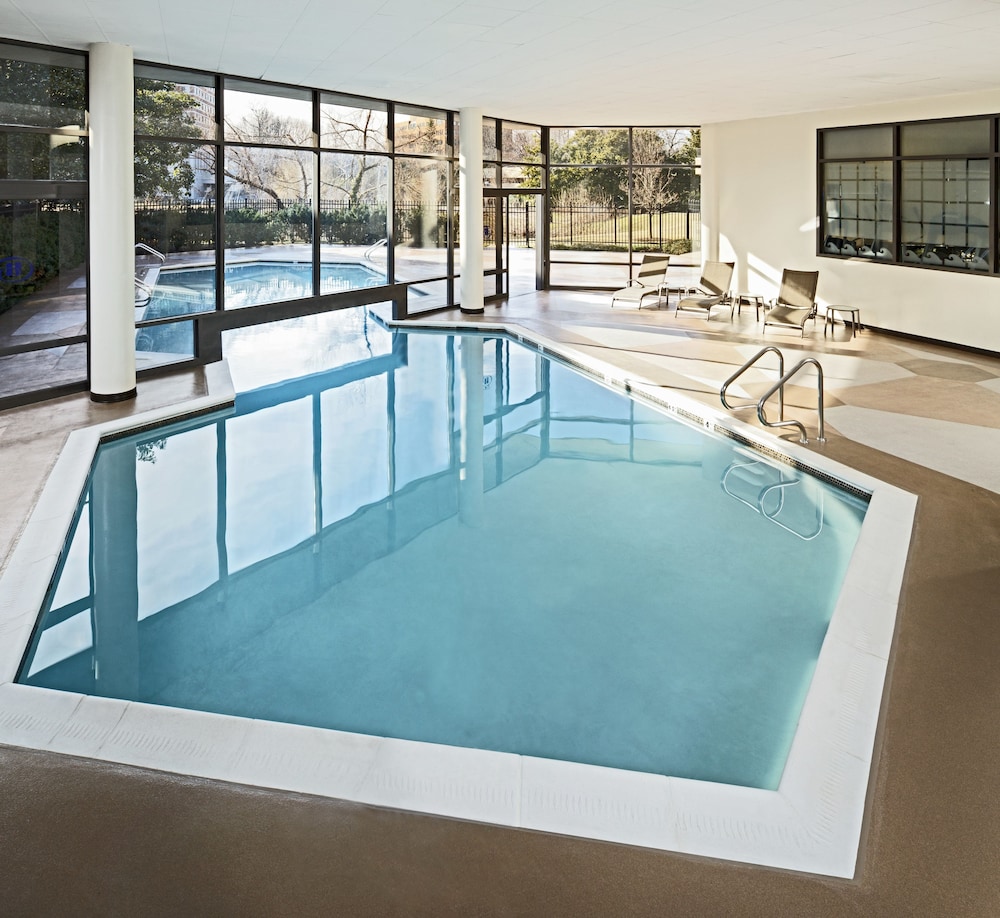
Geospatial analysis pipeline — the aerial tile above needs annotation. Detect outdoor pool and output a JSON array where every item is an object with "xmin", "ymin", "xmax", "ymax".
[{"xmin": 136, "ymin": 260, "xmax": 385, "ymax": 355}]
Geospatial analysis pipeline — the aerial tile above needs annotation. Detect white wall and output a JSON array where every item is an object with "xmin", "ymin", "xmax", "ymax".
[{"xmin": 702, "ymin": 90, "xmax": 1000, "ymax": 352}]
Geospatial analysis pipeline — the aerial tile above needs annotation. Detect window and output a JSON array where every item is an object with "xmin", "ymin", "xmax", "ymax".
[
  {"xmin": 132, "ymin": 68, "xmax": 459, "ymax": 335},
  {"xmin": 819, "ymin": 117, "xmax": 996, "ymax": 274},
  {"xmin": 547, "ymin": 126, "xmax": 700, "ymax": 288},
  {"xmin": 0, "ymin": 43, "xmax": 88, "ymax": 404},
  {"xmin": 133, "ymin": 66, "xmax": 218, "ymax": 365}
]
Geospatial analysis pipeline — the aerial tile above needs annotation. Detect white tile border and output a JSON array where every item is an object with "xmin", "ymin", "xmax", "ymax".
[{"xmin": 0, "ymin": 336, "xmax": 915, "ymax": 879}]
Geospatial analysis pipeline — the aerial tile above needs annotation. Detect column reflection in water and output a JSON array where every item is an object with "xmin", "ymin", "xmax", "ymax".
[
  {"xmin": 90, "ymin": 441, "xmax": 139, "ymax": 697},
  {"xmin": 458, "ymin": 334, "xmax": 485, "ymax": 527}
]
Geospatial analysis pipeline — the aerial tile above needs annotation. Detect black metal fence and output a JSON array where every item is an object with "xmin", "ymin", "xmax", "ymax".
[
  {"xmin": 503, "ymin": 202, "xmax": 700, "ymax": 251},
  {"xmin": 134, "ymin": 198, "xmax": 701, "ymax": 253}
]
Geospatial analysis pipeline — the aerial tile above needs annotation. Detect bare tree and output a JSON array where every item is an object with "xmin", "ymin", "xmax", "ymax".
[
  {"xmin": 630, "ymin": 129, "xmax": 696, "ymax": 211},
  {"xmin": 320, "ymin": 107, "xmax": 389, "ymax": 206},
  {"xmin": 224, "ymin": 107, "xmax": 313, "ymax": 204}
]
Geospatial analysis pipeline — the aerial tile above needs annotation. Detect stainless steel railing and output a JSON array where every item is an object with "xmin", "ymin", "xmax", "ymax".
[{"xmin": 720, "ymin": 346, "xmax": 825, "ymax": 444}]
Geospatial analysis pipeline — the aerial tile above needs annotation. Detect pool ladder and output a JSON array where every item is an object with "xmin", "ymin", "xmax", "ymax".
[
  {"xmin": 720, "ymin": 346, "xmax": 826, "ymax": 444},
  {"xmin": 134, "ymin": 243, "xmax": 165, "ymax": 307}
]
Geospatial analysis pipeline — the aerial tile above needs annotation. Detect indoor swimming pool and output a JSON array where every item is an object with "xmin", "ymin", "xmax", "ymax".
[
  {"xmin": 21, "ymin": 326, "xmax": 865, "ymax": 789},
  {"xmin": 0, "ymin": 311, "xmax": 915, "ymax": 876}
]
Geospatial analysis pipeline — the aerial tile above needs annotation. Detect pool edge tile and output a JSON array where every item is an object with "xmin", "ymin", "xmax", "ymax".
[
  {"xmin": 46, "ymin": 694, "xmax": 131, "ymax": 757},
  {"xmin": 520, "ymin": 756, "xmax": 676, "ymax": 850},
  {"xmin": 0, "ymin": 682, "xmax": 84, "ymax": 749},
  {"xmin": 356, "ymin": 737, "xmax": 521, "ymax": 826},
  {"xmin": 226, "ymin": 719, "xmax": 381, "ymax": 801},
  {"xmin": 94, "ymin": 700, "xmax": 253, "ymax": 779}
]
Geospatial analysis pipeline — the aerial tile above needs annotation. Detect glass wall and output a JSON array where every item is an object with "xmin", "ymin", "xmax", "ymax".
[
  {"xmin": 135, "ymin": 74, "xmax": 454, "ymax": 328},
  {"xmin": 547, "ymin": 126, "xmax": 700, "ymax": 289},
  {"xmin": 0, "ymin": 44, "xmax": 88, "ymax": 403},
  {"xmin": 3, "ymin": 39, "xmax": 713, "ymax": 405},
  {"xmin": 222, "ymin": 79, "xmax": 314, "ymax": 307},
  {"xmin": 319, "ymin": 93, "xmax": 389, "ymax": 288},
  {"xmin": 819, "ymin": 117, "xmax": 997, "ymax": 273},
  {"xmin": 393, "ymin": 105, "xmax": 454, "ymax": 312},
  {"xmin": 133, "ymin": 64, "xmax": 216, "ymax": 366}
]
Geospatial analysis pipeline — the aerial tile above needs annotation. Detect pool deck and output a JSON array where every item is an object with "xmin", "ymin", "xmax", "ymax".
[{"xmin": 2, "ymin": 290, "xmax": 1000, "ymax": 915}]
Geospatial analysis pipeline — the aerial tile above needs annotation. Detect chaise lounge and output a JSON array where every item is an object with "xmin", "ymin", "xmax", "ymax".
[
  {"xmin": 674, "ymin": 261, "xmax": 735, "ymax": 320},
  {"xmin": 610, "ymin": 254, "xmax": 670, "ymax": 309},
  {"xmin": 762, "ymin": 269, "xmax": 820, "ymax": 336}
]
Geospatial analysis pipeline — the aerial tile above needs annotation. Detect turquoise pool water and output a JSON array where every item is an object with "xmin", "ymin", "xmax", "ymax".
[
  {"xmin": 19, "ymin": 325, "xmax": 867, "ymax": 789},
  {"xmin": 136, "ymin": 261, "xmax": 385, "ymax": 354}
]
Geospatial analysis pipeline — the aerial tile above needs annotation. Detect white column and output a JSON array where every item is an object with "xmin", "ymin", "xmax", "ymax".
[
  {"xmin": 89, "ymin": 42, "xmax": 136, "ymax": 401},
  {"xmin": 459, "ymin": 107, "xmax": 484, "ymax": 314}
]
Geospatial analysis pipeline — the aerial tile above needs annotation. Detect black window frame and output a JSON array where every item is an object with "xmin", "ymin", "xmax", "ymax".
[{"xmin": 818, "ymin": 114, "xmax": 999, "ymax": 275}]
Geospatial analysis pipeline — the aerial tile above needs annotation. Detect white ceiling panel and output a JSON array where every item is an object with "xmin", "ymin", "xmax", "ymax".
[{"xmin": 4, "ymin": 0, "xmax": 1000, "ymax": 125}]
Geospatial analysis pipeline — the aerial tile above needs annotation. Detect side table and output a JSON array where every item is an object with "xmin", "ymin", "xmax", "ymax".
[
  {"xmin": 824, "ymin": 305, "xmax": 862, "ymax": 338},
  {"xmin": 732, "ymin": 293, "xmax": 766, "ymax": 320}
]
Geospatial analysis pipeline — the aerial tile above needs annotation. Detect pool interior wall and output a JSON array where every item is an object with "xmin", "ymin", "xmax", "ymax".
[{"xmin": 0, "ymin": 317, "xmax": 916, "ymax": 879}]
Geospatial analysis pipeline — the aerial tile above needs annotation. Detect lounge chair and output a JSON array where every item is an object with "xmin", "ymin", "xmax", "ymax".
[
  {"xmin": 674, "ymin": 261, "xmax": 735, "ymax": 320},
  {"xmin": 610, "ymin": 254, "xmax": 670, "ymax": 309},
  {"xmin": 762, "ymin": 269, "xmax": 820, "ymax": 337}
]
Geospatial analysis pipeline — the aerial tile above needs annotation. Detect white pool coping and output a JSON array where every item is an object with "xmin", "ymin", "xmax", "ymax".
[{"xmin": 0, "ymin": 330, "xmax": 915, "ymax": 879}]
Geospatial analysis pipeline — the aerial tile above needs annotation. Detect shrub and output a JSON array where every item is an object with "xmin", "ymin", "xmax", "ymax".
[{"xmin": 224, "ymin": 207, "xmax": 277, "ymax": 247}]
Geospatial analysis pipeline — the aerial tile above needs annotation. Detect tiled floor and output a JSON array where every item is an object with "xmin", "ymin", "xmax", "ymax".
[{"xmin": 1, "ymin": 290, "xmax": 999, "ymax": 916}]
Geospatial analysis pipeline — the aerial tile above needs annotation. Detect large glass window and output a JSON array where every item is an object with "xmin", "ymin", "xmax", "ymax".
[
  {"xmin": 318, "ymin": 96, "xmax": 390, "ymax": 289},
  {"xmin": 0, "ymin": 44, "xmax": 88, "ymax": 405},
  {"xmin": 819, "ymin": 117, "xmax": 997, "ymax": 273},
  {"xmin": 394, "ymin": 157, "xmax": 452, "ymax": 310},
  {"xmin": 547, "ymin": 126, "xmax": 700, "ymax": 288},
  {"xmin": 0, "ymin": 46, "xmax": 86, "ymax": 130},
  {"xmin": 394, "ymin": 105, "xmax": 447, "ymax": 156},
  {"xmin": 0, "ymin": 132, "xmax": 85, "ymax": 181},
  {"xmin": 222, "ymin": 145, "xmax": 316, "ymax": 304},
  {"xmin": 135, "ymin": 66, "xmax": 216, "ymax": 140},
  {"xmin": 137, "ymin": 72, "xmax": 459, "ymax": 328},
  {"xmin": 224, "ymin": 80, "xmax": 312, "ymax": 145},
  {"xmin": 320, "ymin": 93, "xmax": 387, "ymax": 152},
  {"xmin": 133, "ymin": 67, "xmax": 218, "ymax": 367},
  {"xmin": 319, "ymin": 152, "xmax": 388, "ymax": 286},
  {"xmin": 0, "ymin": 198, "xmax": 88, "ymax": 398}
]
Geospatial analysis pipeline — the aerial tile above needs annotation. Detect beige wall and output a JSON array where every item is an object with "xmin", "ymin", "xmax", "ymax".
[{"xmin": 701, "ymin": 90, "xmax": 1000, "ymax": 351}]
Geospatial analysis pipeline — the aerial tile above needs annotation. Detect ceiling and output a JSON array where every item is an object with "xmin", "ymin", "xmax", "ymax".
[{"xmin": 5, "ymin": 0, "xmax": 1000, "ymax": 125}]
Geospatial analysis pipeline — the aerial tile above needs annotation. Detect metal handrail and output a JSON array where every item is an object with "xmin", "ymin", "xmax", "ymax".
[
  {"xmin": 364, "ymin": 238, "xmax": 388, "ymax": 260},
  {"xmin": 757, "ymin": 357, "xmax": 825, "ymax": 444},
  {"xmin": 720, "ymin": 346, "xmax": 785, "ymax": 420},
  {"xmin": 135, "ymin": 242, "xmax": 165, "ymax": 264}
]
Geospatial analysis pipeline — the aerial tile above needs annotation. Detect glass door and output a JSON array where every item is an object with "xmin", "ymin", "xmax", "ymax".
[{"xmin": 483, "ymin": 190, "xmax": 545, "ymax": 300}]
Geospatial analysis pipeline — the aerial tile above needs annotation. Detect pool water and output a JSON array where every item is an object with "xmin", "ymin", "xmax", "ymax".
[
  {"xmin": 136, "ymin": 261, "xmax": 385, "ymax": 354},
  {"xmin": 19, "ymin": 326, "xmax": 867, "ymax": 790}
]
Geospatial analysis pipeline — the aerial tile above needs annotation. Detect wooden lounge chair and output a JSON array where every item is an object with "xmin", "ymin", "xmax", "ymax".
[
  {"xmin": 762, "ymin": 269, "xmax": 820, "ymax": 337},
  {"xmin": 674, "ymin": 261, "xmax": 735, "ymax": 320},
  {"xmin": 610, "ymin": 254, "xmax": 670, "ymax": 309}
]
